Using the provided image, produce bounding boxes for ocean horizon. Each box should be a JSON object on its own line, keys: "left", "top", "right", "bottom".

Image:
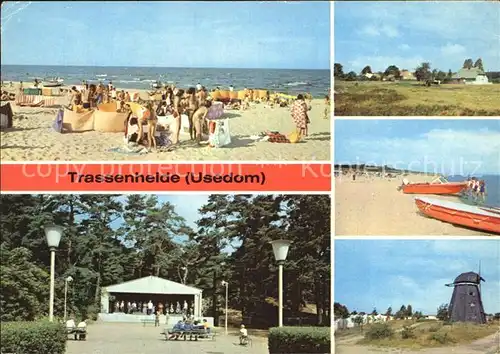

{"left": 0, "top": 64, "right": 330, "bottom": 97}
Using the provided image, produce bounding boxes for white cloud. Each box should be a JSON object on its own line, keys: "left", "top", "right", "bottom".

{"left": 347, "top": 129, "right": 500, "bottom": 175}
{"left": 338, "top": 240, "right": 500, "bottom": 314}
{"left": 359, "top": 25, "right": 381, "bottom": 37}
{"left": 359, "top": 24, "right": 399, "bottom": 38}
{"left": 399, "top": 44, "right": 411, "bottom": 51}
{"left": 381, "top": 25, "right": 399, "bottom": 38}
{"left": 441, "top": 43, "right": 466, "bottom": 56}
{"left": 336, "top": 2, "right": 500, "bottom": 71}
{"left": 348, "top": 55, "right": 424, "bottom": 72}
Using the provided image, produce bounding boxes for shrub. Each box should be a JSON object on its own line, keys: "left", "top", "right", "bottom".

{"left": 268, "top": 326, "right": 330, "bottom": 353}
{"left": 401, "top": 325, "right": 416, "bottom": 339}
{"left": 364, "top": 323, "right": 394, "bottom": 340}
{"left": 428, "top": 332, "right": 455, "bottom": 344}
{"left": 0, "top": 321, "right": 67, "bottom": 354}
{"left": 428, "top": 325, "right": 441, "bottom": 332}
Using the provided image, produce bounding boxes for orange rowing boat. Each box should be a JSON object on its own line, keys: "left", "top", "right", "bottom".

{"left": 402, "top": 182, "right": 467, "bottom": 195}
{"left": 415, "top": 197, "right": 500, "bottom": 234}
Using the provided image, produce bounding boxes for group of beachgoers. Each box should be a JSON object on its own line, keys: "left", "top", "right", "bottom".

{"left": 464, "top": 177, "right": 487, "bottom": 203}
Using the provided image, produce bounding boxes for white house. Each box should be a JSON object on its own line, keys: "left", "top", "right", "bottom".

{"left": 453, "top": 67, "right": 492, "bottom": 85}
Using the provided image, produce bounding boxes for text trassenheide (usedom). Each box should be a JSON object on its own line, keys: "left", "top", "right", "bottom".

{"left": 67, "top": 172, "right": 265, "bottom": 185}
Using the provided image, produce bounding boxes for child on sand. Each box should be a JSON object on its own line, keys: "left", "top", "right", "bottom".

{"left": 324, "top": 94, "right": 330, "bottom": 119}
{"left": 478, "top": 180, "right": 486, "bottom": 204}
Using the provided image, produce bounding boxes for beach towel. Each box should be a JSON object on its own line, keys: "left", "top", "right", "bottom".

{"left": 15, "top": 94, "right": 56, "bottom": 107}
{"left": 207, "top": 102, "right": 224, "bottom": 120}
{"left": 291, "top": 99, "right": 309, "bottom": 129}
{"left": 52, "top": 109, "right": 64, "bottom": 133}
{"left": 208, "top": 119, "right": 231, "bottom": 148}
{"left": 0, "top": 102, "right": 13, "bottom": 129}
{"left": 108, "top": 144, "right": 149, "bottom": 155}
{"left": 267, "top": 131, "right": 290, "bottom": 143}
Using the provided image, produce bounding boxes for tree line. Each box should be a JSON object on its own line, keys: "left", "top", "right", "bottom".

{"left": 335, "top": 302, "right": 500, "bottom": 323}
{"left": 334, "top": 58, "right": 500, "bottom": 83}
{"left": 0, "top": 194, "right": 331, "bottom": 327}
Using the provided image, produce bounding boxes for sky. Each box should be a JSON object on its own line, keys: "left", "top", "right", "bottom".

{"left": 335, "top": 239, "right": 500, "bottom": 315}
{"left": 0, "top": 1, "right": 329, "bottom": 69}
{"left": 112, "top": 194, "right": 210, "bottom": 231}
{"left": 335, "top": 1, "right": 500, "bottom": 73}
{"left": 335, "top": 119, "right": 500, "bottom": 176}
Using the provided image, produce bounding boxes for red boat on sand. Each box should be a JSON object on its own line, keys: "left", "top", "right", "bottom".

{"left": 402, "top": 176, "right": 467, "bottom": 195}
{"left": 415, "top": 197, "right": 500, "bottom": 234}
{"left": 402, "top": 182, "right": 467, "bottom": 195}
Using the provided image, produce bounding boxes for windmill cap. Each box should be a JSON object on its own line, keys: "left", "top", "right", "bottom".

{"left": 453, "top": 272, "right": 484, "bottom": 284}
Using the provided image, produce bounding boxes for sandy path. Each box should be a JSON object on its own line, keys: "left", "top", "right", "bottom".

{"left": 335, "top": 331, "right": 500, "bottom": 354}
{"left": 335, "top": 174, "right": 493, "bottom": 236}
{"left": 1, "top": 89, "right": 330, "bottom": 161}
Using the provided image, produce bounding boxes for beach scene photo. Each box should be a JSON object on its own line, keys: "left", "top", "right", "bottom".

{"left": 334, "top": 1, "right": 500, "bottom": 116}
{"left": 335, "top": 239, "right": 500, "bottom": 354}
{"left": 0, "top": 1, "right": 330, "bottom": 161}
{"left": 335, "top": 119, "right": 500, "bottom": 236}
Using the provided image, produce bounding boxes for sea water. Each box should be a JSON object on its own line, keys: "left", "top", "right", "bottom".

{"left": 448, "top": 175, "right": 500, "bottom": 207}
{"left": 1, "top": 65, "right": 329, "bottom": 97}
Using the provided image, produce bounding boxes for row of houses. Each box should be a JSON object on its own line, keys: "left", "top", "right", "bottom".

{"left": 362, "top": 67, "right": 491, "bottom": 84}
{"left": 334, "top": 314, "right": 438, "bottom": 331}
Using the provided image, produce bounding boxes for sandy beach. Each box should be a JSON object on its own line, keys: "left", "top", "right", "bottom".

{"left": 335, "top": 174, "right": 493, "bottom": 236}
{"left": 1, "top": 84, "right": 330, "bottom": 161}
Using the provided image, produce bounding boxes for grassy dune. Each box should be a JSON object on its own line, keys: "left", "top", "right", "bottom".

{"left": 356, "top": 320, "right": 499, "bottom": 350}
{"left": 335, "top": 81, "right": 500, "bottom": 116}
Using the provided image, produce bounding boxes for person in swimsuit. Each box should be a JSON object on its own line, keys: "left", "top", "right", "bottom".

{"left": 192, "top": 100, "right": 212, "bottom": 144}
{"left": 478, "top": 180, "right": 486, "bottom": 203}
{"left": 196, "top": 87, "right": 207, "bottom": 107}
{"left": 324, "top": 94, "right": 330, "bottom": 119}
{"left": 135, "top": 102, "right": 157, "bottom": 151}
{"left": 186, "top": 87, "right": 199, "bottom": 140}
{"left": 172, "top": 89, "right": 183, "bottom": 144}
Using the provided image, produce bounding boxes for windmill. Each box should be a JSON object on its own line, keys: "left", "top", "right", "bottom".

{"left": 445, "top": 271, "right": 486, "bottom": 324}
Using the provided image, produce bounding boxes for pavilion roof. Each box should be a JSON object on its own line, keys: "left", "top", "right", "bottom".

{"left": 104, "top": 275, "right": 202, "bottom": 295}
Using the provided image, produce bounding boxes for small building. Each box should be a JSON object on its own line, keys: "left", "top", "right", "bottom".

{"left": 99, "top": 276, "right": 208, "bottom": 325}
{"left": 453, "top": 68, "right": 491, "bottom": 85}
{"left": 400, "top": 70, "right": 416, "bottom": 80}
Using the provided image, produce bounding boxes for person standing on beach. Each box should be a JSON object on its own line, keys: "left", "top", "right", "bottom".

{"left": 186, "top": 87, "right": 199, "bottom": 140}
{"left": 291, "top": 94, "right": 309, "bottom": 137}
{"left": 229, "top": 85, "right": 234, "bottom": 92}
{"left": 324, "top": 95, "right": 330, "bottom": 119}
{"left": 192, "top": 100, "right": 211, "bottom": 144}
{"left": 172, "top": 88, "right": 183, "bottom": 144}
{"left": 478, "top": 180, "right": 486, "bottom": 204}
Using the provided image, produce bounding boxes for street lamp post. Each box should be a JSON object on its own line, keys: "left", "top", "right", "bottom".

{"left": 270, "top": 239, "right": 292, "bottom": 327}
{"left": 64, "top": 276, "right": 73, "bottom": 322}
{"left": 221, "top": 280, "right": 228, "bottom": 335}
{"left": 45, "top": 225, "right": 63, "bottom": 322}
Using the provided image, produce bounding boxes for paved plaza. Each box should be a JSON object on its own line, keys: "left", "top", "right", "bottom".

{"left": 66, "top": 323, "right": 268, "bottom": 354}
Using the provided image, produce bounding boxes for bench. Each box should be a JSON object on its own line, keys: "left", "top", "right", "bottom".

{"left": 141, "top": 318, "right": 157, "bottom": 327}
{"left": 67, "top": 328, "right": 87, "bottom": 341}
{"left": 161, "top": 328, "right": 216, "bottom": 341}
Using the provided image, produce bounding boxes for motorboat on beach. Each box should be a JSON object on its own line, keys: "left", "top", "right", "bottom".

{"left": 42, "top": 77, "right": 64, "bottom": 87}
{"left": 415, "top": 196, "right": 500, "bottom": 234}
{"left": 150, "top": 80, "right": 162, "bottom": 89}
{"left": 401, "top": 176, "right": 467, "bottom": 195}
